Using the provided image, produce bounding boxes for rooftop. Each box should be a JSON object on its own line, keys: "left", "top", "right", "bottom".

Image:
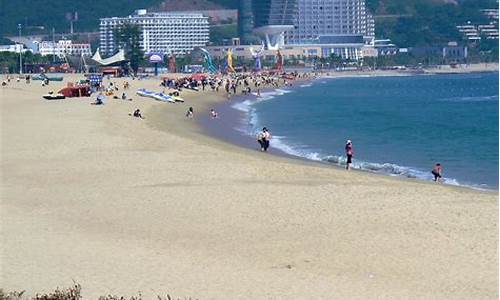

{"left": 100, "top": 9, "right": 207, "bottom": 20}
{"left": 297, "top": 35, "right": 365, "bottom": 45}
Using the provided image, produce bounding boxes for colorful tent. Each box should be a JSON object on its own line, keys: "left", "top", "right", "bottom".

{"left": 58, "top": 85, "right": 91, "bottom": 98}
{"left": 91, "top": 48, "right": 126, "bottom": 66}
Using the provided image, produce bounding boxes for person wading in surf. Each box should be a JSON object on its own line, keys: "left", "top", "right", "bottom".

{"left": 431, "top": 163, "right": 443, "bottom": 182}
{"left": 345, "top": 139, "right": 353, "bottom": 170}
{"left": 257, "top": 127, "right": 271, "bottom": 152}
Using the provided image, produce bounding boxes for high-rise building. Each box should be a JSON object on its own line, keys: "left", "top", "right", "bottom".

{"left": 286, "top": 0, "right": 375, "bottom": 45}
{"left": 99, "top": 9, "right": 209, "bottom": 56}
{"left": 247, "top": 0, "right": 298, "bottom": 49}
{"left": 366, "top": 12, "right": 375, "bottom": 40}
{"left": 238, "top": 0, "right": 256, "bottom": 44}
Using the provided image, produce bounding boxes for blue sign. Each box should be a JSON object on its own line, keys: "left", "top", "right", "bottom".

{"left": 148, "top": 53, "right": 163, "bottom": 63}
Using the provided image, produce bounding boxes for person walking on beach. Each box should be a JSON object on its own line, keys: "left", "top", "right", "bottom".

{"left": 210, "top": 109, "right": 218, "bottom": 119}
{"left": 257, "top": 127, "right": 271, "bottom": 152}
{"left": 345, "top": 139, "right": 353, "bottom": 170}
{"left": 186, "top": 107, "right": 194, "bottom": 118}
{"left": 431, "top": 163, "right": 443, "bottom": 182}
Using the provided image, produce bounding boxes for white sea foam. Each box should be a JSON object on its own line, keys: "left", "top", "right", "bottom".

{"left": 231, "top": 82, "right": 493, "bottom": 190}
{"left": 232, "top": 99, "right": 254, "bottom": 112}
{"left": 271, "top": 141, "right": 487, "bottom": 189}
{"left": 439, "top": 95, "right": 498, "bottom": 102}
{"left": 232, "top": 103, "right": 259, "bottom": 134}
{"left": 232, "top": 88, "right": 294, "bottom": 116}
{"left": 319, "top": 73, "right": 411, "bottom": 80}
{"left": 275, "top": 88, "right": 293, "bottom": 94}
{"left": 270, "top": 136, "right": 323, "bottom": 161}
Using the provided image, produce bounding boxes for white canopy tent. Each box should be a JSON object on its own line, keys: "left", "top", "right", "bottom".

{"left": 91, "top": 48, "right": 127, "bottom": 66}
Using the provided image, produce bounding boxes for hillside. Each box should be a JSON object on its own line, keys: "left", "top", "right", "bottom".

{"left": 0, "top": 0, "right": 237, "bottom": 36}
{"left": 0, "top": 0, "right": 159, "bottom": 35}
{"left": 151, "top": 0, "right": 227, "bottom": 11}
{"left": 0, "top": 0, "right": 497, "bottom": 47}
{"left": 366, "top": 0, "right": 498, "bottom": 46}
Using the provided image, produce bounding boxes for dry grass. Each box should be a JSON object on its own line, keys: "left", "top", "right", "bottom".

{"left": 0, "top": 285, "right": 198, "bottom": 300}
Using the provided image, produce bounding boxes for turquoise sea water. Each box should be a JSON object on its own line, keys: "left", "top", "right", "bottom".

{"left": 234, "top": 72, "right": 499, "bottom": 189}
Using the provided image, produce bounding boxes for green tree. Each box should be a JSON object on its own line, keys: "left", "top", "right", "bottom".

{"left": 114, "top": 23, "right": 144, "bottom": 74}
{"left": 329, "top": 53, "right": 344, "bottom": 69}
{"left": 0, "top": 52, "right": 19, "bottom": 73}
{"left": 175, "top": 55, "right": 194, "bottom": 71}
{"left": 209, "top": 24, "right": 237, "bottom": 45}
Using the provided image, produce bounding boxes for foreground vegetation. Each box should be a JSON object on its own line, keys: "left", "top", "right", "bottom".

{"left": 0, "top": 285, "right": 198, "bottom": 300}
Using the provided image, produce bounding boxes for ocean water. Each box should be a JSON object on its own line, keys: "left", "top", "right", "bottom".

{"left": 233, "top": 72, "right": 499, "bottom": 189}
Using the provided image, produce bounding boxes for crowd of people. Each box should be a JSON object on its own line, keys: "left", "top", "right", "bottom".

{"left": 161, "top": 71, "right": 307, "bottom": 97}
{"left": 3, "top": 69, "right": 445, "bottom": 182}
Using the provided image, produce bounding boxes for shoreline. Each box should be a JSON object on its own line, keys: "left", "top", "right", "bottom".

{"left": 146, "top": 77, "right": 496, "bottom": 199}
{"left": 194, "top": 69, "right": 498, "bottom": 192}
{"left": 1, "top": 69, "right": 498, "bottom": 299}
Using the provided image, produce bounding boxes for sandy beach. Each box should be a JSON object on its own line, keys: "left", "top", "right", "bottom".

{"left": 1, "top": 67, "right": 498, "bottom": 299}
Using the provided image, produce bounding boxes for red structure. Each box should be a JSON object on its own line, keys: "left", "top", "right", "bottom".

{"left": 102, "top": 67, "right": 123, "bottom": 77}
{"left": 168, "top": 55, "right": 176, "bottom": 73}
{"left": 189, "top": 74, "right": 207, "bottom": 81}
{"left": 58, "top": 83, "right": 91, "bottom": 98}
{"left": 274, "top": 50, "right": 284, "bottom": 72}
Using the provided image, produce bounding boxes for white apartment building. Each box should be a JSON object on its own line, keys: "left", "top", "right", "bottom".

{"left": 99, "top": 9, "right": 210, "bottom": 56}
{"left": 366, "top": 12, "right": 375, "bottom": 41}
{"left": 0, "top": 44, "right": 30, "bottom": 54}
{"left": 38, "top": 40, "right": 92, "bottom": 57}
{"left": 457, "top": 23, "right": 499, "bottom": 41}
{"left": 478, "top": 24, "right": 499, "bottom": 39}
{"left": 480, "top": 9, "right": 499, "bottom": 20}
{"left": 286, "top": 0, "right": 375, "bottom": 45}
{"left": 456, "top": 24, "right": 481, "bottom": 41}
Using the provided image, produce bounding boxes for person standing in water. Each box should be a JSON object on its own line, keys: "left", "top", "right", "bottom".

{"left": 431, "top": 163, "right": 443, "bottom": 182}
{"left": 345, "top": 139, "right": 353, "bottom": 170}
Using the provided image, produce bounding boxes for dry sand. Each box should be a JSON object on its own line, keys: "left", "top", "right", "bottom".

{"left": 1, "top": 71, "right": 498, "bottom": 300}
{"left": 425, "top": 62, "right": 499, "bottom": 74}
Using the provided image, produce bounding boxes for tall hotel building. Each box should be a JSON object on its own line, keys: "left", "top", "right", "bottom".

{"left": 286, "top": 0, "right": 375, "bottom": 45}
{"left": 99, "top": 10, "right": 209, "bottom": 56}
{"left": 239, "top": 0, "right": 298, "bottom": 49}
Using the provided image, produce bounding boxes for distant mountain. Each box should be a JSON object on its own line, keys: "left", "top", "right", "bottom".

{"left": 0, "top": 0, "right": 497, "bottom": 48}
{"left": 0, "top": 0, "right": 160, "bottom": 35}
{"left": 151, "top": 0, "right": 228, "bottom": 11}
{"left": 0, "top": 0, "right": 238, "bottom": 36}
{"left": 366, "top": 0, "right": 498, "bottom": 46}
